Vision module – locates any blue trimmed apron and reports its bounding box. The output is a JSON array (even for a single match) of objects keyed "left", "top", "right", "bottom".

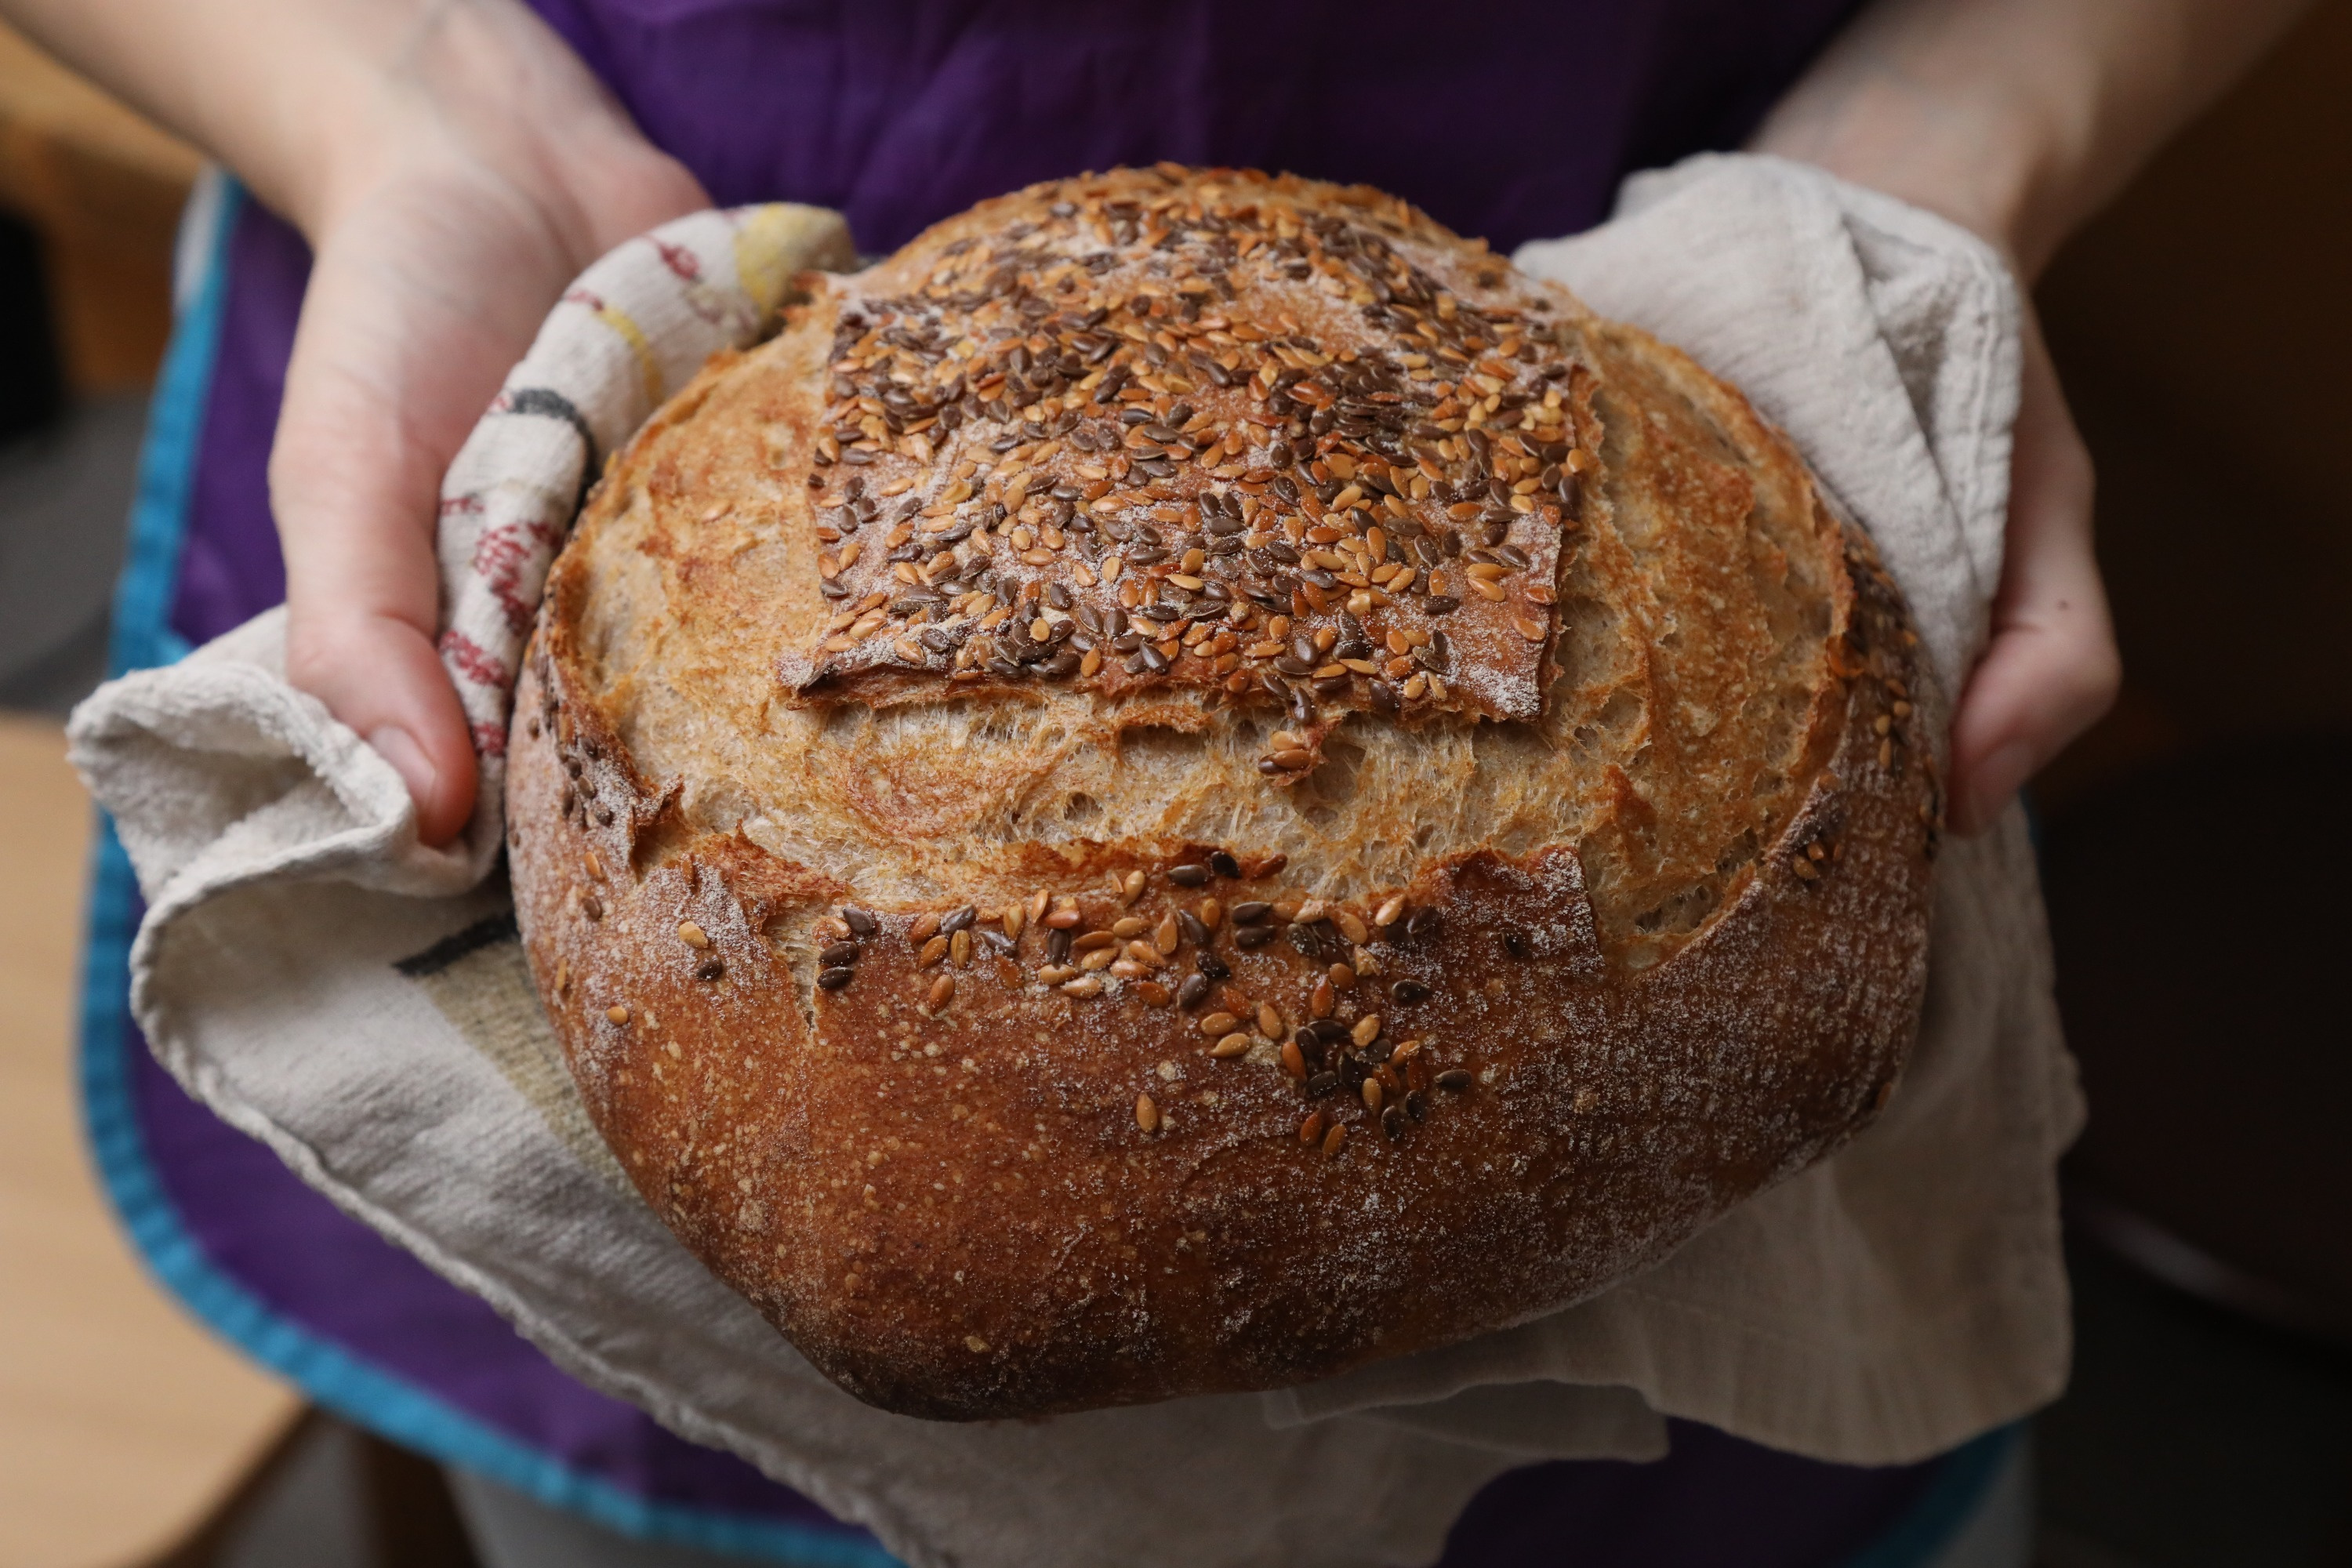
[{"left": 80, "top": 5, "right": 2021, "bottom": 1560}]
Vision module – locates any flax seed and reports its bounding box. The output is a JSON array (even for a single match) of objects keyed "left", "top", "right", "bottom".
[
  {"left": 1211, "top": 1033, "right": 1251, "bottom": 1058},
  {"left": 1299, "top": 1111, "right": 1326, "bottom": 1145},
  {"left": 927, "top": 974, "right": 956, "bottom": 1010},
  {"left": 1137, "top": 1094, "right": 1160, "bottom": 1133},
  {"left": 1323, "top": 1122, "right": 1347, "bottom": 1157}
]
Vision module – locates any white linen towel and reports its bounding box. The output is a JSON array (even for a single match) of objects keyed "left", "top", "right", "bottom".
[{"left": 69, "top": 153, "right": 2080, "bottom": 1568}]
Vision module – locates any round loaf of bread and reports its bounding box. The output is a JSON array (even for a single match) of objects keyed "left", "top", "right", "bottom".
[{"left": 509, "top": 167, "right": 1941, "bottom": 1421}]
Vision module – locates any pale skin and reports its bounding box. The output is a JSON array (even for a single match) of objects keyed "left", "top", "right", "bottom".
[{"left": 3, "top": 0, "right": 2314, "bottom": 844}]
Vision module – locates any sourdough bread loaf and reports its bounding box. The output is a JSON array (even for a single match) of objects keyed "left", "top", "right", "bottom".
[{"left": 507, "top": 166, "right": 1942, "bottom": 1421}]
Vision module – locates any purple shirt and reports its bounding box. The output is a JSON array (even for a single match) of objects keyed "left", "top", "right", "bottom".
[{"left": 92, "top": 2, "right": 1993, "bottom": 1559}]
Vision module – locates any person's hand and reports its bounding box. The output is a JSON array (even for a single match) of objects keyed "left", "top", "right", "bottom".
[
  {"left": 1745, "top": 0, "right": 2314, "bottom": 833},
  {"left": 268, "top": 11, "right": 706, "bottom": 844},
  {"left": 1944, "top": 307, "right": 2118, "bottom": 833},
  {"left": 275, "top": 147, "right": 706, "bottom": 844}
]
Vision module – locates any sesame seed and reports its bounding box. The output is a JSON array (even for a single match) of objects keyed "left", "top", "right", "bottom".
[
  {"left": 1352, "top": 1014, "right": 1383, "bottom": 1047},
  {"left": 1137, "top": 1094, "right": 1160, "bottom": 1133},
  {"left": 1120, "top": 869, "right": 1148, "bottom": 905},
  {"left": 677, "top": 920, "right": 710, "bottom": 949},
  {"left": 1374, "top": 895, "right": 1406, "bottom": 927}
]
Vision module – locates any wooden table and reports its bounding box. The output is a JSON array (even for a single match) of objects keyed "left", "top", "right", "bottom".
[{"left": 0, "top": 713, "right": 302, "bottom": 1568}]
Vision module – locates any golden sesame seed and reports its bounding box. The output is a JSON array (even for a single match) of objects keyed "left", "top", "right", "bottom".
[
  {"left": 1333, "top": 909, "right": 1370, "bottom": 946},
  {"left": 1120, "top": 869, "right": 1147, "bottom": 905},
  {"left": 1352, "top": 1014, "right": 1383, "bottom": 1047},
  {"left": 1362, "top": 1077, "right": 1384, "bottom": 1113},
  {"left": 1374, "top": 895, "right": 1407, "bottom": 927},
  {"left": 677, "top": 920, "right": 710, "bottom": 949}
]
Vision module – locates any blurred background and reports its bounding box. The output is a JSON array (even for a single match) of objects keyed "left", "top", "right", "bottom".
[{"left": 1, "top": 7, "right": 2347, "bottom": 1566}]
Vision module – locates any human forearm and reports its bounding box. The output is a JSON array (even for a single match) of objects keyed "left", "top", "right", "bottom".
[
  {"left": 1751, "top": 0, "right": 2311, "bottom": 276},
  {"left": 0, "top": 0, "right": 647, "bottom": 243}
]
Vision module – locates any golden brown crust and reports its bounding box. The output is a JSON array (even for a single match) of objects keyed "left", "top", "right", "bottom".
[{"left": 507, "top": 167, "right": 1943, "bottom": 1421}]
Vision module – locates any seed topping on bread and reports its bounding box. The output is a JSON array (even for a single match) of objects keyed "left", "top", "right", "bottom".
[{"left": 782, "top": 165, "right": 1587, "bottom": 781}]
